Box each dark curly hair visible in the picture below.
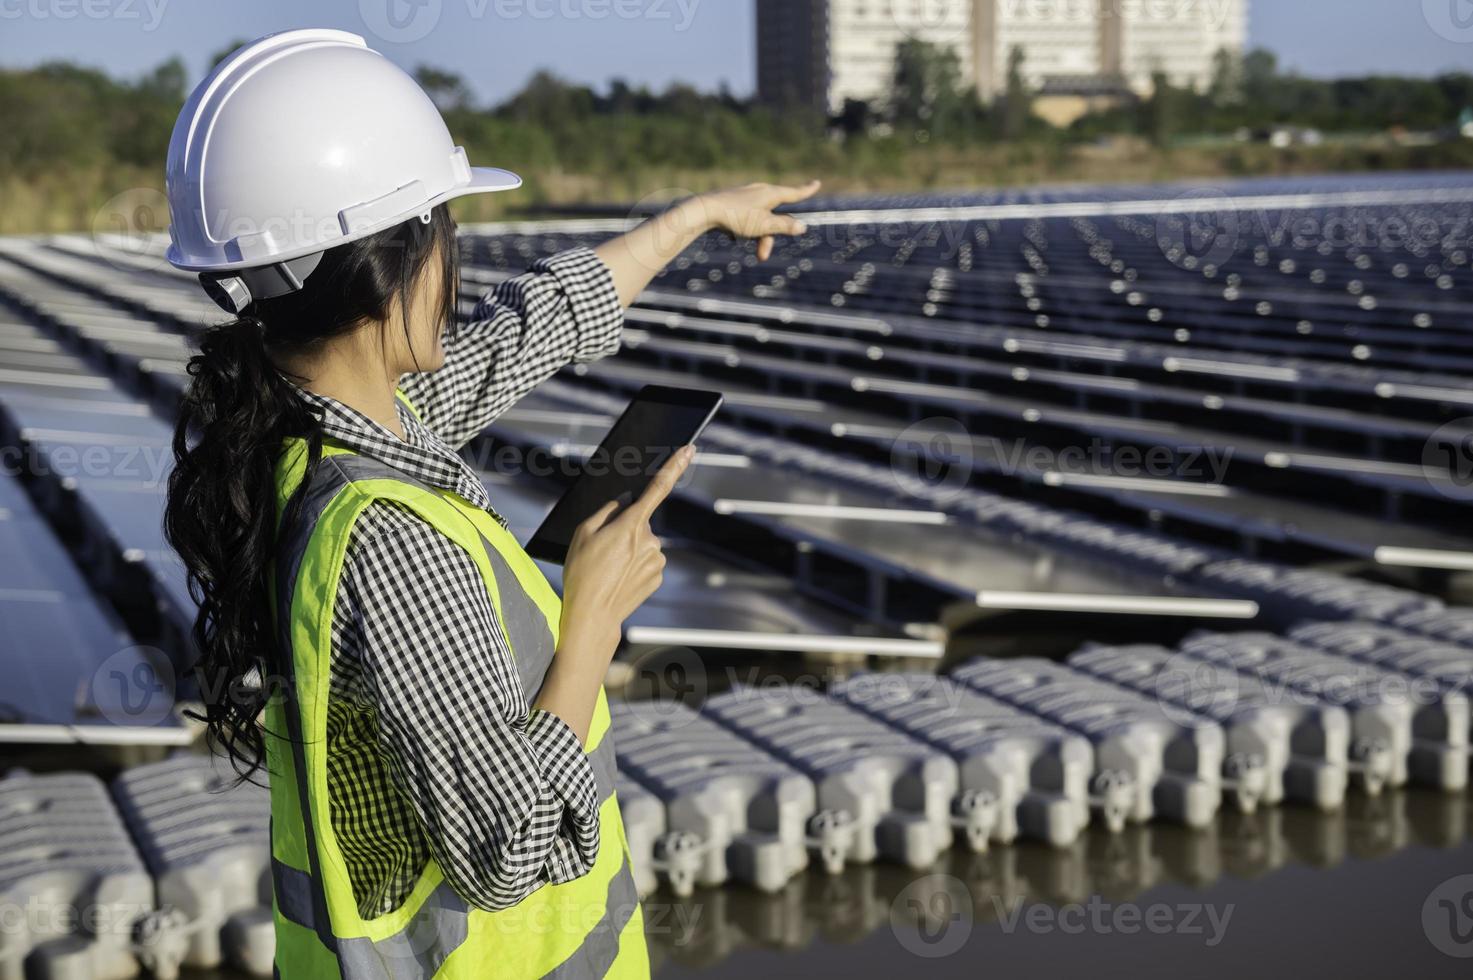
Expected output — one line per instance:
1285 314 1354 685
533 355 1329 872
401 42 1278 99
165 205 460 782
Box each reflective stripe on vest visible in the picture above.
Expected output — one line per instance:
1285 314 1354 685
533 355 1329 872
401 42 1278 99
267 417 647 980
272 852 640 980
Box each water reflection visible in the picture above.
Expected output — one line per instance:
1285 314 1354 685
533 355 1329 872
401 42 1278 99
644 789 1471 974
190 790 1469 978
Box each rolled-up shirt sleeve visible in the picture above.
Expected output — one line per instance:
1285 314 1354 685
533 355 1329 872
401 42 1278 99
399 246 624 449
340 503 601 910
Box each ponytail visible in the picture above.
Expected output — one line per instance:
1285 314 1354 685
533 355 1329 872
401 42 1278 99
166 317 324 777
166 205 460 782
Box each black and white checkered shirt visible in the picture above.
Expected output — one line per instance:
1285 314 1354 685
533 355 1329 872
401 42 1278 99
295 247 624 918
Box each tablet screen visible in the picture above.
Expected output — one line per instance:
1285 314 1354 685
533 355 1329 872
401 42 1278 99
526 386 723 564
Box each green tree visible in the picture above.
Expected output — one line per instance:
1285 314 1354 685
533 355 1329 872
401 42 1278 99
1001 45 1032 140
891 38 970 140
208 39 250 72
604 79 645 115
838 97 876 137
114 58 188 166
415 66 475 113
139 58 186 101
1208 48 1242 107
1241 48 1279 110
1145 70 1187 146
500 71 595 125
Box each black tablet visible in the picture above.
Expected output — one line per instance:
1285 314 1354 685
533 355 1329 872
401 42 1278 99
526 385 724 565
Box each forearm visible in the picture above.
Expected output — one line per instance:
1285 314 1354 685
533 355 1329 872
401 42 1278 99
399 248 623 448
593 198 715 308
346 512 604 906
534 624 620 744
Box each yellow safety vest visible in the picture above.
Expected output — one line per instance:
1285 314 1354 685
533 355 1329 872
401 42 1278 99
264 392 648 979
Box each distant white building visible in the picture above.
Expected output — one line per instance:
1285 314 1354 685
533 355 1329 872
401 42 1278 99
1102 0 1250 95
756 0 1249 114
974 0 1104 101
828 0 976 112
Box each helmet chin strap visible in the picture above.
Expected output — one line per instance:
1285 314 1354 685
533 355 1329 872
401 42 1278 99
199 251 326 314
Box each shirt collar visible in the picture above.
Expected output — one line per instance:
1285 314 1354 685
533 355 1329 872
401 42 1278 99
295 388 503 523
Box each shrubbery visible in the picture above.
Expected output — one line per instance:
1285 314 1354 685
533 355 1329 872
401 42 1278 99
2 44 1470 233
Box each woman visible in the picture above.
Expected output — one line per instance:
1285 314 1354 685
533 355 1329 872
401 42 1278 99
162 30 816 980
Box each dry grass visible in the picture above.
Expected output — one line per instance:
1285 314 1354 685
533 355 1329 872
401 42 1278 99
6 139 1472 235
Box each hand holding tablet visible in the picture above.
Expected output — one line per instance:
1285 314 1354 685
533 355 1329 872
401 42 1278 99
526 386 724 564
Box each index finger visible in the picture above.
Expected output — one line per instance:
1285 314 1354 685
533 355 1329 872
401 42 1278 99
627 445 695 521
776 179 822 205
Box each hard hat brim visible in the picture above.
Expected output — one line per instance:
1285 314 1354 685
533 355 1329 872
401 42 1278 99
166 166 525 272
454 167 524 197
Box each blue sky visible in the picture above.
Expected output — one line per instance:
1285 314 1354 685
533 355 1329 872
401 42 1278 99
0 0 1469 100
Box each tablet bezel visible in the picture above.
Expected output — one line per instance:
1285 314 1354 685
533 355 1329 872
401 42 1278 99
525 385 723 565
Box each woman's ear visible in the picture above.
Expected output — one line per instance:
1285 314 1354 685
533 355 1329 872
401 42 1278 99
402 259 451 373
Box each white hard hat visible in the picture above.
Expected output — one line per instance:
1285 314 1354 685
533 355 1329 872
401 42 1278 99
165 29 521 312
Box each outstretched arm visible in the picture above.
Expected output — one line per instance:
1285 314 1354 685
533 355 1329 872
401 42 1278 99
400 180 820 447
594 180 822 307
